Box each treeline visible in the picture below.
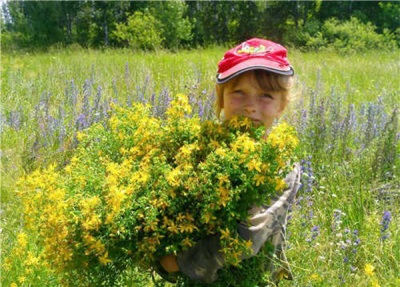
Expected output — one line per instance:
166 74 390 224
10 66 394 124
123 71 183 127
1 0 399 52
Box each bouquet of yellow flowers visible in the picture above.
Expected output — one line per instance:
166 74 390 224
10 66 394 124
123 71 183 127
17 94 298 286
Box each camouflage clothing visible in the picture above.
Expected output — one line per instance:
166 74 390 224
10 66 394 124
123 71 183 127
176 163 302 284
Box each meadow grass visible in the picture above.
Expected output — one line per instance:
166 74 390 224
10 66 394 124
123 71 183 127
1 47 399 286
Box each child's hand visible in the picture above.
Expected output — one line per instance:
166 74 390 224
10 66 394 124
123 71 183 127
160 254 180 272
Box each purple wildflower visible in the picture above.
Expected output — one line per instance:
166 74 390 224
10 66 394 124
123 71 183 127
380 210 392 240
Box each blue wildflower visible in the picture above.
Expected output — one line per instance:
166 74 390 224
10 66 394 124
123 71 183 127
380 210 392 240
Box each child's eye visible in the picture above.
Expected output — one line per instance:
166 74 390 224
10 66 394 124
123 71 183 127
261 94 274 99
231 90 244 97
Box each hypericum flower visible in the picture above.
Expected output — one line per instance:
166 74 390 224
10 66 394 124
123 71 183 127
17 94 298 285
99 252 112 265
181 237 194 248
179 223 198 233
275 178 287 191
229 116 241 129
202 212 216 224
220 228 231 240
310 273 322 282
167 221 179 234
217 174 230 185
253 174 266 186
364 263 375 276
16 232 28 248
246 158 262 172
371 279 381 287
217 186 230 207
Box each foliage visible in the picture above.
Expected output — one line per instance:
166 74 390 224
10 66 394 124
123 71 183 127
287 17 397 53
2 0 399 50
113 10 163 51
1 49 399 287
149 0 193 49
14 94 298 286
320 17 396 53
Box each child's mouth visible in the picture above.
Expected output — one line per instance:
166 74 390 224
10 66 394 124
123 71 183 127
249 118 262 125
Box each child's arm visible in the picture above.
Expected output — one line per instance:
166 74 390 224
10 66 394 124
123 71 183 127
174 163 302 283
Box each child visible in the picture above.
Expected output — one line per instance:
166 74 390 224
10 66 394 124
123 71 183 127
155 38 301 285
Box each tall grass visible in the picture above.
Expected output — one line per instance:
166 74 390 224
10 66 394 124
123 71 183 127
1 47 399 286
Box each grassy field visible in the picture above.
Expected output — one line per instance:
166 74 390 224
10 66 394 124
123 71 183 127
1 47 399 286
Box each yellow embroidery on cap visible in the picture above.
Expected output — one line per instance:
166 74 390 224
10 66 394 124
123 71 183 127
237 44 271 54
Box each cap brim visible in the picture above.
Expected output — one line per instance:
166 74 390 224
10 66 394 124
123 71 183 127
217 58 294 84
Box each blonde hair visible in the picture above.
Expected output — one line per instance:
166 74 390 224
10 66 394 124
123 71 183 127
215 70 294 118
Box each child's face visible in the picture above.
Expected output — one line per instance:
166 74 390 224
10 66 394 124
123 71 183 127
222 72 287 128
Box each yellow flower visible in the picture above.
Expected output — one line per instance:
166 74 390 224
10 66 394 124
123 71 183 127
209 139 220 149
215 147 227 157
244 239 253 249
202 212 216 224
253 174 265 186
217 186 230 207
179 144 198 156
64 164 72 174
16 93 300 278
229 116 241 129
99 252 112 265
185 212 194 222
179 223 198 234
246 158 262 172
310 273 322 282
176 213 186 222
25 251 40 266
82 214 102 231
16 232 28 248
275 178 287 191
267 122 299 151
166 94 192 117
10 283 18 287
76 131 86 142
167 221 179 234
240 137 256 153
364 263 375 276
240 116 253 129
181 237 193 248
371 278 380 287
80 196 101 212
167 168 181 187
217 174 230 185
220 228 231 240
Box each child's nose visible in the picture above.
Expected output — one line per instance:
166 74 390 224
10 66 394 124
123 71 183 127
244 98 257 114
244 106 256 114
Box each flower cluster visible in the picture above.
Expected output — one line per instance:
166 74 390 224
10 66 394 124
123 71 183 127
330 209 362 277
380 210 391 241
16 94 298 285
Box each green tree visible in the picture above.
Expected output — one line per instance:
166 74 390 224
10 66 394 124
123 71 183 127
1 0 398 50
87 1 131 47
59 1 80 45
113 10 163 51
149 0 192 49
4 1 64 48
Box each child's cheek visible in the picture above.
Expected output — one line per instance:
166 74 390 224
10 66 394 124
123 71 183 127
229 97 243 107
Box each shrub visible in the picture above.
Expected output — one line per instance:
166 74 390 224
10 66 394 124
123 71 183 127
320 17 387 53
286 17 398 53
113 10 163 51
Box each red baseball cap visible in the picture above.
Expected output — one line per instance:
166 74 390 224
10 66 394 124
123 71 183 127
216 38 294 83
